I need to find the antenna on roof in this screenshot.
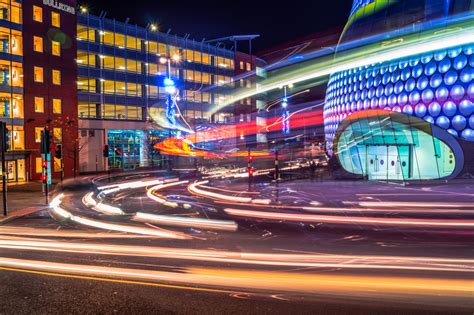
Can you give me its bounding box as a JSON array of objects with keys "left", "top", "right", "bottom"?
[
  {"left": 167, "top": 29, "right": 172, "bottom": 34},
  {"left": 125, "top": 17, "right": 130, "bottom": 24}
]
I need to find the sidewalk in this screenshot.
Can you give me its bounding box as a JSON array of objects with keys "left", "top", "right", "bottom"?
[{"left": 0, "top": 181, "right": 51, "bottom": 223}]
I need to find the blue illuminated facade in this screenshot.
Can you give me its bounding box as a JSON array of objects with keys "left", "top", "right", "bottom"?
[{"left": 325, "top": 0, "right": 474, "bottom": 180}]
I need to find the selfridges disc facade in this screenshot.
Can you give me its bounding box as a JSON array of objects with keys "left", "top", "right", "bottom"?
[{"left": 324, "top": 0, "right": 474, "bottom": 180}]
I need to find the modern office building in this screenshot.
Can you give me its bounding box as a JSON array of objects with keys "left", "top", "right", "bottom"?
[
  {"left": 1, "top": 0, "right": 78, "bottom": 183},
  {"left": 324, "top": 0, "right": 474, "bottom": 180},
  {"left": 76, "top": 12, "right": 257, "bottom": 173}
]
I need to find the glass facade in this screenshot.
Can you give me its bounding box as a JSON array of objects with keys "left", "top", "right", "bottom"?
[
  {"left": 335, "top": 110, "right": 458, "bottom": 180},
  {"left": 107, "top": 130, "right": 145, "bottom": 170},
  {"left": 77, "top": 12, "right": 256, "bottom": 172},
  {"left": 76, "top": 13, "right": 240, "bottom": 126}
]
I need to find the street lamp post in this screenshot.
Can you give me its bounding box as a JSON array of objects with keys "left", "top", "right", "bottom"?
[
  {"left": 160, "top": 54, "right": 180, "bottom": 170},
  {"left": 277, "top": 85, "right": 291, "bottom": 181}
]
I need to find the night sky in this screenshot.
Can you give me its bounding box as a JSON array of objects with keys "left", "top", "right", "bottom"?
[{"left": 78, "top": 0, "right": 354, "bottom": 52}]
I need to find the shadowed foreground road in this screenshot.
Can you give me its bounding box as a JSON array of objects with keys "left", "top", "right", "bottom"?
[
  {"left": 0, "top": 269, "right": 460, "bottom": 315},
  {"left": 0, "top": 174, "right": 473, "bottom": 314}
]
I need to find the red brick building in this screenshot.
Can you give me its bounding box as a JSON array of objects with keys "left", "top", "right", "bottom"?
[{"left": 22, "top": 0, "right": 78, "bottom": 180}]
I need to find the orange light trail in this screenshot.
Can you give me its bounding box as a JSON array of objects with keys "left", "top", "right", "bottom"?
[{"left": 224, "top": 208, "right": 474, "bottom": 229}]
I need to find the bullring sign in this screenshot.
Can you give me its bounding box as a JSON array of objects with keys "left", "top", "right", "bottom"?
[{"left": 42, "top": 0, "right": 76, "bottom": 15}]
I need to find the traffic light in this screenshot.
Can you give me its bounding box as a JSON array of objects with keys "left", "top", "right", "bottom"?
[
  {"left": 41, "top": 160, "right": 48, "bottom": 183},
  {"left": 1, "top": 127, "right": 9, "bottom": 152},
  {"left": 103, "top": 145, "right": 109, "bottom": 158},
  {"left": 54, "top": 144, "right": 62, "bottom": 159},
  {"left": 41, "top": 129, "right": 50, "bottom": 154},
  {"left": 247, "top": 153, "right": 253, "bottom": 177}
]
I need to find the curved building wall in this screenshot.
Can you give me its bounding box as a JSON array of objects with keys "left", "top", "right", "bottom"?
[
  {"left": 334, "top": 110, "right": 464, "bottom": 181},
  {"left": 324, "top": 0, "right": 474, "bottom": 161}
]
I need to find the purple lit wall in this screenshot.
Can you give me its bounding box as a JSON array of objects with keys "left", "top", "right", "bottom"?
[{"left": 324, "top": 45, "right": 474, "bottom": 155}]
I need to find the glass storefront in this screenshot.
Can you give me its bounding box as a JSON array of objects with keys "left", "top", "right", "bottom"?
[
  {"left": 107, "top": 130, "right": 144, "bottom": 170},
  {"left": 0, "top": 158, "right": 26, "bottom": 183},
  {"left": 335, "top": 110, "right": 459, "bottom": 181}
]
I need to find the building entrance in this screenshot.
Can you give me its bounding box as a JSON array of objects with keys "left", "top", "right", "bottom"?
[{"left": 365, "top": 145, "right": 411, "bottom": 181}]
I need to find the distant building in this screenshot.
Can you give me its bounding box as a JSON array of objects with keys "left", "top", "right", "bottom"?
[{"left": 76, "top": 12, "right": 258, "bottom": 172}]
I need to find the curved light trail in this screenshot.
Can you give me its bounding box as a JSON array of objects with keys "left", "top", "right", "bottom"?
[
  {"left": 210, "top": 15, "right": 474, "bottom": 114},
  {"left": 224, "top": 208, "right": 474, "bottom": 229},
  {"left": 50, "top": 194, "right": 190, "bottom": 239}
]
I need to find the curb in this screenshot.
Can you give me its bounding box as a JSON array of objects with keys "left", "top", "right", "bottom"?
[{"left": 0, "top": 206, "right": 46, "bottom": 225}]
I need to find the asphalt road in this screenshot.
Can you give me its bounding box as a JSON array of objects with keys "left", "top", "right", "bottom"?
[
  {"left": 0, "top": 172, "right": 473, "bottom": 314},
  {"left": 0, "top": 269, "right": 456, "bottom": 315}
]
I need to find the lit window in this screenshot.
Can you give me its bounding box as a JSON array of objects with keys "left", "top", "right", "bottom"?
[
  {"left": 35, "top": 128, "right": 43, "bottom": 143},
  {"left": 34, "top": 36, "right": 43, "bottom": 53},
  {"left": 53, "top": 128, "right": 62, "bottom": 143},
  {"left": 53, "top": 99, "right": 62, "bottom": 114},
  {"left": 52, "top": 70, "right": 61, "bottom": 85},
  {"left": 34, "top": 97, "right": 44, "bottom": 113},
  {"left": 35, "top": 157, "right": 42, "bottom": 173},
  {"left": 34, "top": 66, "right": 44, "bottom": 83},
  {"left": 33, "top": 6, "right": 43, "bottom": 22},
  {"left": 246, "top": 62, "right": 251, "bottom": 71},
  {"left": 240, "top": 61, "right": 244, "bottom": 70},
  {"left": 52, "top": 41, "right": 60, "bottom": 56},
  {"left": 51, "top": 12, "right": 60, "bottom": 28},
  {"left": 54, "top": 156, "right": 62, "bottom": 172}
]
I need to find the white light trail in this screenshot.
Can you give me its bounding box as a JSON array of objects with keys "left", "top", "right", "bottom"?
[
  {"left": 50, "top": 194, "right": 189, "bottom": 239},
  {"left": 211, "top": 24, "right": 474, "bottom": 114},
  {"left": 134, "top": 212, "right": 238, "bottom": 232},
  {"left": 224, "top": 208, "right": 474, "bottom": 228}
]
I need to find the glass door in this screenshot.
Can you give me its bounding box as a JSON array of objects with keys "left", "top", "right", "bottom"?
[
  {"left": 366, "top": 145, "right": 411, "bottom": 181},
  {"left": 6, "top": 160, "right": 15, "bottom": 182},
  {"left": 366, "top": 145, "right": 386, "bottom": 180}
]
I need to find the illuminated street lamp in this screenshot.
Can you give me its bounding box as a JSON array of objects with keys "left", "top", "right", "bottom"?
[
  {"left": 171, "top": 54, "right": 181, "bottom": 62},
  {"left": 164, "top": 77, "right": 176, "bottom": 95},
  {"left": 162, "top": 53, "right": 181, "bottom": 134}
]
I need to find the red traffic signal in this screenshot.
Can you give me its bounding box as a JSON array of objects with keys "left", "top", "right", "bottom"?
[
  {"left": 248, "top": 167, "right": 254, "bottom": 176},
  {"left": 42, "top": 161, "right": 47, "bottom": 168}
]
